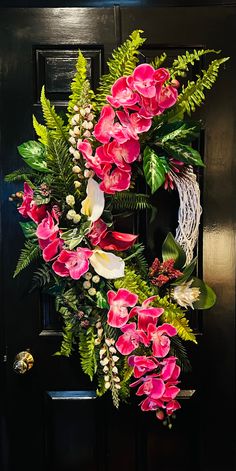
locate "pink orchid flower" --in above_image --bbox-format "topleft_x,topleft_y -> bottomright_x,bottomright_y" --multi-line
107,138 -> 140,168
18,182 -> 47,223
158,85 -> 178,110
52,247 -> 93,280
129,295 -> 164,331
128,355 -> 158,378
97,143 -> 131,172
39,237 -> 63,262
132,374 -> 166,399
159,356 -> 181,382
87,219 -> 108,246
116,110 -> 152,140
127,63 -> 156,98
107,76 -> 140,108
147,323 -> 177,358
116,322 -> 149,355
99,165 -> 131,194
93,105 -> 115,144
36,211 -> 59,240
166,399 -> 181,416
153,67 -> 170,84
107,289 -> 138,328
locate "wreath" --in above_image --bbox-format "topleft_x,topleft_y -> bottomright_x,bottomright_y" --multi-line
6,30 -> 228,428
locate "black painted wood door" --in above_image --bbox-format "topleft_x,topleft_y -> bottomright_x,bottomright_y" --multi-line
0,6 -> 235,471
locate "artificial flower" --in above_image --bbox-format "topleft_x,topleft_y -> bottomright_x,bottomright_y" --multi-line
89,248 -> 125,279
81,177 -> 105,222
147,323 -> 177,357
107,288 -> 138,327
52,247 -> 93,280
171,279 -> 200,308
116,322 -> 149,355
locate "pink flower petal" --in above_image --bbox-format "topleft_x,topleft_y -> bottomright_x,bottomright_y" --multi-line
93,105 -> 115,144
107,76 -> 140,108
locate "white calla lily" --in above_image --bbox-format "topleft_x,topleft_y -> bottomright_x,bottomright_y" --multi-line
90,249 -> 125,279
81,178 -> 105,222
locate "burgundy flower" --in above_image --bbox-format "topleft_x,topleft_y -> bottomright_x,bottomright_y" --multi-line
149,257 -> 183,287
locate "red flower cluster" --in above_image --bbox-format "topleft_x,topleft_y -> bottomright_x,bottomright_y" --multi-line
149,258 -> 183,287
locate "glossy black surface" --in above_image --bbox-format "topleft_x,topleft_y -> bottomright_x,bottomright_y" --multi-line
0,5 -> 235,471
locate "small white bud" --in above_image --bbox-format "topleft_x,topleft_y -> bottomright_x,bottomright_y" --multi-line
73,126 -> 81,136
73,150 -> 81,160
84,272 -> 92,280
104,375 -> 110,382
66,209 -> 76,220
82,120 -> 89,129
103,366 -> 109,373
73,113 -> 80,122
72,165 -> 81,174
66,195 -> 75,207
80,108 -> 86,117
88,287 -> 96,296
74,181 -> 81,189
99,347 -> 106,358
69,136 -> 76,145
83,281 -> 91,289
105,338 -> 112,347
112,355 -> 119,363
96,321 -> 102,328
112,366 -> 118,374
97,328 -> 103,337
100,358 -> 109,366
92,275 -> 100,284
87,113 -> 94,121
109,346 -> 116,354
84,106 -> 91,114
87,121 -> 93,130
113,376 -> 120,383
69,146 -> 76,155
115,384 -> 121,390
84,169 -> 92,178
83,130 -> 91,138
105,382 -> 111,389
94,338 -> 101,345
73,105 -> 79,111
73,214 -> 81,224
69,129 -> 75,136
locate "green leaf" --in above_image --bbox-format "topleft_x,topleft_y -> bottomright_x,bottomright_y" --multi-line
96,291 -> 109,309
157,121 -> 200,144
143,146 -> 167,194
191,277 -> 217,309
19,221 -> 37,239
17,140 -> 48,172
163,142 -> 204,167
172,257 -> 197,285
13,240 -> 41,278
162,232 -> 186,269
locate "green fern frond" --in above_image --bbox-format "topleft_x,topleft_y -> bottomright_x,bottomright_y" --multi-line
56,310 -> 74,357
114,268 -> 155,303
46,137 -> 75,200
95,30 -> 146,110
4,167 -> 38,185
33,115 -> 48,146
32,264 -> 51,289
78,327 -> 97,381
169,49 -> 220,78
170,56 -> 229,118
170,336 -> 192,373
125,243 -> 149,277
112,192 -> 152,211
40,86 -> 67,141
150,52 -> 167,69
14,240 -> 41,278
154,296 -> 197,343
67,51 -> 95,119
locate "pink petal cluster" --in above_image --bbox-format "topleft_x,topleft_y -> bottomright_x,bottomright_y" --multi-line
106,289 -> 181,420
78,64 -> 178,194
52,247 -> 93,280
88,218 -> 138,251
36,210 -> 63,263
18,182 -> 47,223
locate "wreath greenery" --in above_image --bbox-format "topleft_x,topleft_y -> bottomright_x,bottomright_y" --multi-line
6,30 -> 228,427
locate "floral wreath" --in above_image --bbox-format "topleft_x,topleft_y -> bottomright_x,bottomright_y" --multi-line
6,30 -> 228,428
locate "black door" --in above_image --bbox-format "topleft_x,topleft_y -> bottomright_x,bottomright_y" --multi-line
0,6 -> 235,471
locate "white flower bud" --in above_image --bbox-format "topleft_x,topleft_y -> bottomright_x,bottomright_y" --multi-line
100,358 -> 109,366
73,105 -> 79,111
104,375 -> 110,382
103,366 -> 109,373
72,165 -> 81,174
69,146 -> 76,155
84,106 -> 91,114
112,355 -> 119,363
112,366 -> 118,374
109,346 -> 116,354
105,338 -> 112,347
92,275 -> 100,284
74,181 -> 81,189
99,346 -> 106,358
84,272 -> 92,280
73,214 -> 81,224
83,130 -> 91,138
97,328 -> 103,337
87,113 -> 94,121
94,338 -> 101,345
80,108 -> 86,117
113,376 -> 120,383
73,113 -> 80,122
115,384 -> 121,390
82,120 -> 90,129
73,150 -> 81,160
66,195 -> 75,207
84,169 -> 92,178
83,281 -> 91,289
69,129 -> 75,136
105,382 -> 111,389
69,136 -> 76,145
88,288 -> 96,296
96,321 -> 102,328
87,121 -> 93,130
66,209 -> 76,220
73,126 -> 81,136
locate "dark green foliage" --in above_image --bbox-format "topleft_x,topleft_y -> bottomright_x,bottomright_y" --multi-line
32,265 -> 52,289
143,146 -> 167,193
78,327 -> 97,381
125,243 -> 149,277
170,336 -> 192,373
14,240 -> 41,277
4,167 -> 38,185
46,137 -> 75,202
111,191 -> 152,211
